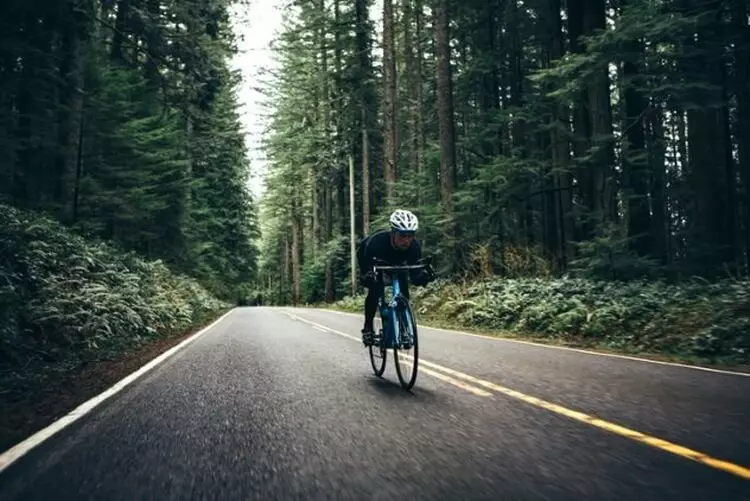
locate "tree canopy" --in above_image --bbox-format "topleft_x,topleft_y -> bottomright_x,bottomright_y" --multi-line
258,0 -> 750,305
0,0 -> 260,300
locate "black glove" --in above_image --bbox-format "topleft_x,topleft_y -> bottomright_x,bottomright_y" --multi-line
412,268 -> 435,286
359,270 -> 377,288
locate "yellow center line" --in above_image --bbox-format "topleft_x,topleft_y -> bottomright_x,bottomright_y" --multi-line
284,311 -> 750,481
419,367 -> 492,397
406,356 -> 750,481
283,313 -> 491,396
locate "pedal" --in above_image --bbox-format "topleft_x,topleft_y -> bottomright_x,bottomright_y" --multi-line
362,331 -> 375,346
399,334 -> 412,350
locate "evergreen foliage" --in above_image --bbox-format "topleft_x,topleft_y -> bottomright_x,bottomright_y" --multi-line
256,0 -> 750,360
0,0 -> 259,300
257,0 -> 750,300
1,203 -> 229,395
333,278 -> 750,364
0,0 -> 259,384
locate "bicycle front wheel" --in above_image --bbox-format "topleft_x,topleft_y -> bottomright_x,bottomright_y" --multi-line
393,301 -> 419,390
369,318 -> 387,377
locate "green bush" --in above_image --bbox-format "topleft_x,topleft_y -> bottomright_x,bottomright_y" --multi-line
331,275 -> 750,364
336,294 -> 365,312
0,204 -> 229,374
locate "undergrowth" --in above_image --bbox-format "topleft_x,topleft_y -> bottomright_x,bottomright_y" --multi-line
331,276 -> 750,365
0,204 -> 229,399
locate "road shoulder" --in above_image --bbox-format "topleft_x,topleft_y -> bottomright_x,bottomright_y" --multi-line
317,306 -> 750,375
0,309 -> 233,454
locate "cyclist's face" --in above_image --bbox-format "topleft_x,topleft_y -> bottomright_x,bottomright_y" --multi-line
392,231 -> 414,250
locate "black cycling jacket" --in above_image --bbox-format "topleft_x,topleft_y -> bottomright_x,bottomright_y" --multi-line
357,229 -> 422,277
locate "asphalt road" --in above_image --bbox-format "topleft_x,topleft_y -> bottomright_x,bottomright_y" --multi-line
0,307 -> 748,500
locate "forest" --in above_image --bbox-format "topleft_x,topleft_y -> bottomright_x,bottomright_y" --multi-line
258,0 -> 750,362
0,0 -> 258,406
1,0 -> 749,403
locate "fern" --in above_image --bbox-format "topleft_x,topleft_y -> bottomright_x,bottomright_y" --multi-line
331,275 -> 750,363
0,204 -> 228,373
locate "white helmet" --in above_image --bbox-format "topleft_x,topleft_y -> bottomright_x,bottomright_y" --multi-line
389,209 -> 419,233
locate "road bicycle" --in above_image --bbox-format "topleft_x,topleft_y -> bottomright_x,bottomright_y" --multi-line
365,257 -> 433,390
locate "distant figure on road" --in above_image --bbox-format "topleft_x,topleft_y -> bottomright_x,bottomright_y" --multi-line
356,209 -> 435,345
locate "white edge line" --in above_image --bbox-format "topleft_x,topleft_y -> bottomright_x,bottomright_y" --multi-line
311,308 -> 750,378
0,308 -> 236,475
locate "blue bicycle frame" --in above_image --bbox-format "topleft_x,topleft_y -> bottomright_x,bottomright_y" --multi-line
378,275 -> 408,349
368,258 -> 431,389
373,264 -> 423,350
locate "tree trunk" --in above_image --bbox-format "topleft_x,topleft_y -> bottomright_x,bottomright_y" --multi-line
292,207 -> 302,306
648,101 -> 667,264
111,0 -> 130,62
566,0 -> 591,242
479,0 -> 500,158
144,0 -> 161,88
324,0 -> 342,301
731,0 -> 750,269
620,16 -> 652,256
414,0 -> 426,202
355,0 -> 371,234
349,155 -> 357,295
383,0 -> 397,203
403,0 -> 418,176
282,233 -> 290,300
582,0 -> 616,228
681,0 -> 735,272
334,0 -> 345,241
325,184 -> 334,301
509,0 -> 524,155
435,0 -> 458,270
311,173 -> 319,260
362,107 -> 370,234
55,0 -> 87,223
544,0 -> 574,270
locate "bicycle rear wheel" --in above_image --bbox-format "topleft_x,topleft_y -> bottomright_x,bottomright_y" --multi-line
393,301 -> 418,390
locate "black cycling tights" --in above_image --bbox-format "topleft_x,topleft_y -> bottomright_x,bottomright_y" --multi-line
363,277 -> 410,330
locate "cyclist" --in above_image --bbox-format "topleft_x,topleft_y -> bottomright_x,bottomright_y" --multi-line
356,209 -> 435,344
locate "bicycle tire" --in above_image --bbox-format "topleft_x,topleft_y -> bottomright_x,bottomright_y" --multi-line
369,318 -> 387,377
393,300 -> 419,390
369,338 -> 387,377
